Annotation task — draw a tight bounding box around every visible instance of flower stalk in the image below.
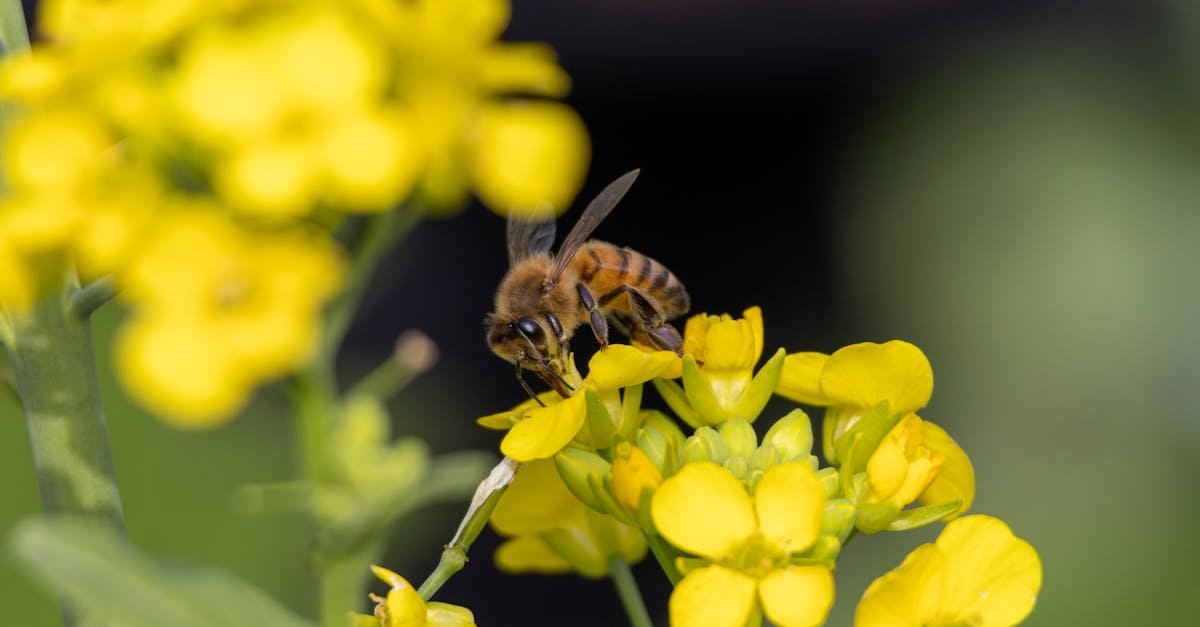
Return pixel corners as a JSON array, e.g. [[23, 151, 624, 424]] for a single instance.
[[608, 558, 654, 627]]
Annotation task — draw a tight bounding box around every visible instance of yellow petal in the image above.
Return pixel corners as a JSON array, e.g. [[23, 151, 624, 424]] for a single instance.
[[854, 544, 943, 626], [775, 352, 831, 406], [478, 43, 570, 97], [215, 139, 320, 219], [759, 565, 835, 627], [651, 461, 755, 560], [493, 535, 572, 575], [500, 391, 587, 461], [611, 443, 663, 512], [385, 578, 428, 627], [936, 516, 1042, 626], [424, 602, 476, 627], [585, 344, 676, 390], [669, 565, 758, 627], [681, 313, 712, 360], [754, 462, 824, 554], [821, 341, 932, 416], [115, 316, 250, 428], [414, 0, 510, 46], [321, 108, 426, 211], [866, 415, 943, 508], [470, 101, 589, 218], [702, 316, 758, 372], [917, 421, 975, 516], [490, 458, 582, 535]]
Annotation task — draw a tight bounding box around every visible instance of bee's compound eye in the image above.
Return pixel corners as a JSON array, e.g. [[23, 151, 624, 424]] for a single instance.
[[515, 317, 544, 342]]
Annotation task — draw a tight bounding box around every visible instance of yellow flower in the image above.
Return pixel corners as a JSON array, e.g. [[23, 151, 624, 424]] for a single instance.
[[385, 0, 589, 216], [855, 515, 1042, 626], [115, 209, 344, 426], [486, 345, 676, 461], [490, 458, 645, 578], [651, 461, 835, 627], [863, 414, 943, 509], [366, 565, 475, 627], [775, 341, 974, 515], [655, 307, 785, 427]]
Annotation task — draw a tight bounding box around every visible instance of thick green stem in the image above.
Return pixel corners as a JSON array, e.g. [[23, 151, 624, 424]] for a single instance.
[[318, 540, 381, 627], [8, 289, 124, 526], [645, 532, 683, 585], [609, 558, 654, 627]]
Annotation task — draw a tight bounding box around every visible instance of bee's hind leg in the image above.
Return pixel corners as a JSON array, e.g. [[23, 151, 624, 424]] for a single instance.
[[609, 287, 684, 355]]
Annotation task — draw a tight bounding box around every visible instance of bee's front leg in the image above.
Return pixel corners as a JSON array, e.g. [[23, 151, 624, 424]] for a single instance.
[[576, 283, 610, 349]]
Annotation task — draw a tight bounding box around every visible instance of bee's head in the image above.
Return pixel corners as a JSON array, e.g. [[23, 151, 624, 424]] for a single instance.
[[485, 314, 560, 367]]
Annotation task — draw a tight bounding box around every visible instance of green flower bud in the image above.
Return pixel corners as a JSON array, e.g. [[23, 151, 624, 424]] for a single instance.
[[805, 534, 842, 564], [821, 498, 856, 544], [554, 447, 612, 514], [748, 443, 780, 472], [691, 426, 728, 463], [763, 408, 814, 461], [719, 417, 757, 459], [722, 455, 749, 482], [815, 467, 840, 499], [855, 501, 901, 534]]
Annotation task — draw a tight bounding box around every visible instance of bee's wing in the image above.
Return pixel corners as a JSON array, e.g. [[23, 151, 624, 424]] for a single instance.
[[507, 216, 557, 266], [547, 169, 640, 283]]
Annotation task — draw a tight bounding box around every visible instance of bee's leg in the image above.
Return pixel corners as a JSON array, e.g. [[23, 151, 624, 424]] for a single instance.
[[611, 286, 684, 354], [515, 361, 547, 406], [576, 283, 610, 349]]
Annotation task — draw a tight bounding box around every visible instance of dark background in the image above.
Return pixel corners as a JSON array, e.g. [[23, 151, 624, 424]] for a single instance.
[[4, 0, 1200, 625]]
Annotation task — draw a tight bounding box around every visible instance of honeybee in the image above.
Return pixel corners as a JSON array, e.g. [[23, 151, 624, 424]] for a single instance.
[[485, 169, 691, 399]]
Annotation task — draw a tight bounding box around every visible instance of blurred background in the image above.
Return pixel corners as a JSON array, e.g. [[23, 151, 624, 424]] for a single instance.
[[4, 0, 1200, 624]]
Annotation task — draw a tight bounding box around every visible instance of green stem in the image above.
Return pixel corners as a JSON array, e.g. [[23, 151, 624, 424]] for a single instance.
[[68, 277, 117, 319], [645, 533, 683, 585], [318, 540, 381, 627], [325, 208, 420, 357], [609, 558, 654, 627], [417, 457, 519, 600], [8, 288, 124, 526]]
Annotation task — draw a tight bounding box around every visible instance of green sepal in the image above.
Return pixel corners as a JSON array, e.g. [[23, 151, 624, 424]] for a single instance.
[[554, 447, 613, 514], [833, 401, 899, 476], [821, 498, 857, 544], [854, 501, 902, 534], [593, 473, 633, 523], [815, 467, 840, 499], [636, 425, 671, 475], [681, 354, 727, 424], [722, 456, 749, 482], [746, 468, 765, 492], [617, 383, 644, 441], [886, 499, 964, 532], [731, 348, 786, 422], [719, 418, 757, 459], [838, 433, 865, 501], [584, 387, 616, 451], [763, 408, 814, 461], [652, 378, 703, 428], [821, 409, 838, 465], [635, 487, 656, 531], [675, 557, 708, 577]]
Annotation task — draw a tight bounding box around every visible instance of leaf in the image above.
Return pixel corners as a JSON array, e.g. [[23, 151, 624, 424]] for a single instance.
[[10, 516, 315, 627]]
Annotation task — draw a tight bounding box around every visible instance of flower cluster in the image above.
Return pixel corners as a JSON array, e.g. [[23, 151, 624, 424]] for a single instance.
[[468, 307, 1041, 626], [0, 0, 589, 426]]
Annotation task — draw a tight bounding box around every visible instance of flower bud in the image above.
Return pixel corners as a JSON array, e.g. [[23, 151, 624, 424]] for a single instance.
[[821, 498, 856, 543], [762, 408, 813, 461], [611, 441, 663, 513], [815, 467, 840, 499], [553, 447, 612, 514], [718, 418, 757, 459], [722, 455, 749, 482], [684, 426, 728, 465]]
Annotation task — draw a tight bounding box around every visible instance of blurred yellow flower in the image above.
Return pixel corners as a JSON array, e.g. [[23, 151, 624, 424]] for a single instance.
[[651, 461, 834, 627], [855, 515, 1042, 626], [115, 209, 343, 427], [490, 458, 645, 578], [366, 565, 476, 627]]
